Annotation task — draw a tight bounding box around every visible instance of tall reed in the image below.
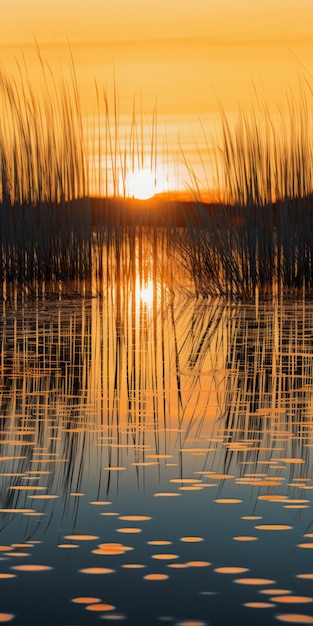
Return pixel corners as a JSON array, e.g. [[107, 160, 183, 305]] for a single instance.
[[3, 51, 313, 302], [0, 53, 169, 299], [180, 80, 313, 299], [0, 55, 93, 290]]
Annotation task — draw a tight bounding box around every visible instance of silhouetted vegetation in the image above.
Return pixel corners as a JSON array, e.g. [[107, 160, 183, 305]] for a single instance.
[[180, 84, 313, 298], [1, 56, 313, 300]]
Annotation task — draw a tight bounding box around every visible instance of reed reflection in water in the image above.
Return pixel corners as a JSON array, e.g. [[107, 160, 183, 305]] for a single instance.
[[1, 254, 313, 623]]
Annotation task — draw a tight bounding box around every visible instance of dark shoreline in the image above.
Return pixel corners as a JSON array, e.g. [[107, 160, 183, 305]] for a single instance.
[[89, 196, 204, 227], [88, 195, 313, 229]]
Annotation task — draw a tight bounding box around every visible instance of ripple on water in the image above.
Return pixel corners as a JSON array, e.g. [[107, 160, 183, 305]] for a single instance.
[[148, 541, 172, 546], [64, 534, 99, 541], [118, 516, 151, 521], [72, 597, 101, 604], [180, 537, 204, 543], [185, 561, 211, 567], [0, 547, 13, 552], [214, 499, 243, 504], [28, 494, 59, 499], [146, 454, 173, 459], [0, 509, 35, 514], [79, 567, 115, 575], [11, 565, 52, 572], [234, 578, 275, 585], [86, 603, 116, 611], [152, 554, 179, 560], [255, 525, 293, 531], [271, 596, 313, 604], [233, 536, 258, 542], [260, 589, 292, 595], [284, 505, 309, 509], [116, 528, 142, 534], [94, 543, 133, 555], [276, 615, 313, 623], [214, 567, 249, 574], [101, 512, 120, 516], [258, 495, 289, 502], [9, 485, 46, 491], [154, 493, 181, 497]]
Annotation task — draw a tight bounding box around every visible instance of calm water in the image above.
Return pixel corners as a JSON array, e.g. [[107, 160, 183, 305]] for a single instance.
[[1, 273, 313, 624]]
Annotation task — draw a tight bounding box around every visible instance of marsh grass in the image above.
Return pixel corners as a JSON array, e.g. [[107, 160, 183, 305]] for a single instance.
[[0, 55, 93, 294], [2, 53, 313, 300], [181, 81, 313, 299], [0, 53, 176, 301]]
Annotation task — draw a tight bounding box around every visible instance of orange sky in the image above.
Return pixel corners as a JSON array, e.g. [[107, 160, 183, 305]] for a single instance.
[[2, 1, 313, 196], [3, 1, 313, 45]]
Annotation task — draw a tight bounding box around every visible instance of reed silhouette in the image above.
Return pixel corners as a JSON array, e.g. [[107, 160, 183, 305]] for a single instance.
[[1, 55, 313, 300]]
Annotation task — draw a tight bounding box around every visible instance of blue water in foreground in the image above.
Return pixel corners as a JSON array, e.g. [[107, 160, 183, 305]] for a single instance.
[[0, 295, 313, 625]]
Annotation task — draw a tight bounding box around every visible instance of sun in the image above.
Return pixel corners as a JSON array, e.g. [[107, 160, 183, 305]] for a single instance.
[[126, 168, 156, 200], [135, 278, 154, 307], [140, 282, 154, 306]]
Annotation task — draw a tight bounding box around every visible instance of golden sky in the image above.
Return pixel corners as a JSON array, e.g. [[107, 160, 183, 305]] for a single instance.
[[2, 0, 313, 108], [2, 1, 313, 45], [1, 0, 313, 195]]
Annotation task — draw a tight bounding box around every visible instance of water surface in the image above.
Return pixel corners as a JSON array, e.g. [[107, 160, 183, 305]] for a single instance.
[[0, 284, 313, 625]]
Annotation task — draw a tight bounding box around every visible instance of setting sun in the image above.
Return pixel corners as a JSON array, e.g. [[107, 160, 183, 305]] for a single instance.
[[126, 168, 157, 200], [135, 277, 154, 307]]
